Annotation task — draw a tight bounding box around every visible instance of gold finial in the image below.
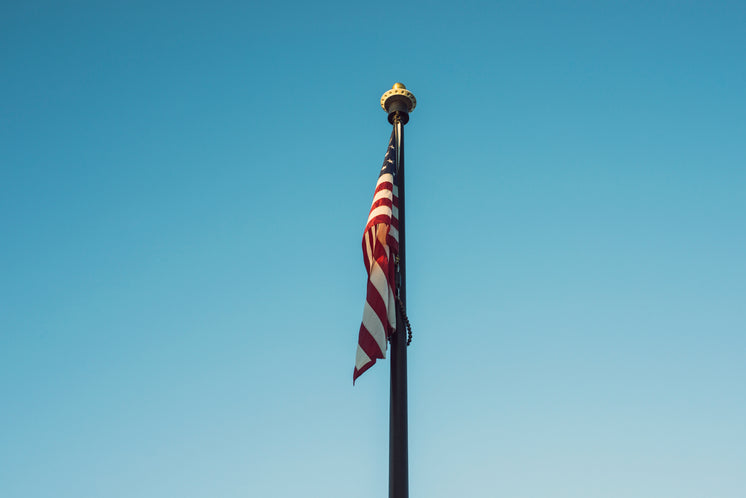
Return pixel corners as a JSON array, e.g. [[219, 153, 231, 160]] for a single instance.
[[381, 83, 416, 123]]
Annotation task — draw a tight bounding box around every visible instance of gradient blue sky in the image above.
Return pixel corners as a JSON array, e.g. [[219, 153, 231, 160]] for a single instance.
[[2, 1, 745, 497]]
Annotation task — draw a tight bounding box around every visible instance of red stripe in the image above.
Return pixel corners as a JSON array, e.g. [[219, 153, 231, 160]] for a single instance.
[[365, 216, 392, 233], [374, 181, 394, 194], [357, 324, 385, 361], [369, 196, 393, 212], [387, 237, 399, 254]]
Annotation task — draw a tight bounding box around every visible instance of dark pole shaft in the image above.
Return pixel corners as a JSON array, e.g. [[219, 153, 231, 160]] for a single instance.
[[380, 82, 415, 498], [389, 116, 408, 498]]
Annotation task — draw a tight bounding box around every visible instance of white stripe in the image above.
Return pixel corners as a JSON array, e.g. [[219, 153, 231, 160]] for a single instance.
[[361, 300, 388, 356], [372, 187, 393, 204], [388, 226, 399, 242], [363, 230, 374, 267], [368, 205, 392, 223], [355, 345, 371, 370], [368, 260, 390, 310]]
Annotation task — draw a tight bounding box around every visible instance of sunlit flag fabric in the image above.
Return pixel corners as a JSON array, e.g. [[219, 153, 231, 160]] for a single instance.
[[354, 132, 399, 383]]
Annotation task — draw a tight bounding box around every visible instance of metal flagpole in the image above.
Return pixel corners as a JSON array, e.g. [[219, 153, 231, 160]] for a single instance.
[[380, 83, 416, 498]]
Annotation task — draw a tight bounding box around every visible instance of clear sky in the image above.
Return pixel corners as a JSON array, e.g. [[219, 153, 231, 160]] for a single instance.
[[1, 1, 744, 497]]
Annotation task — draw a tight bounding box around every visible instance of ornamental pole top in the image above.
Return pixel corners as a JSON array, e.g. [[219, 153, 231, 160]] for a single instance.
[[381, 83, 416, 124]]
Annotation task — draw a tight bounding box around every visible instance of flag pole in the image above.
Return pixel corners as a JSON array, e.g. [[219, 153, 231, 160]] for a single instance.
[[380, 83, 416, 498]]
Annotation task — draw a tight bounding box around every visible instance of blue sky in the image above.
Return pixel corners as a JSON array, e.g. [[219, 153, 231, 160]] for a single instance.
[[2, 1, 745, 497]]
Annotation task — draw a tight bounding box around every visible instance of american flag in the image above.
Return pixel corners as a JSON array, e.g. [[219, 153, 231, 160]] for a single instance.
[[354, 132, 399, 383]]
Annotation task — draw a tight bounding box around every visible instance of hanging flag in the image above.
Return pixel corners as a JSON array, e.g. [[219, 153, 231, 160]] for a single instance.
[[354, 132, 399, 383]]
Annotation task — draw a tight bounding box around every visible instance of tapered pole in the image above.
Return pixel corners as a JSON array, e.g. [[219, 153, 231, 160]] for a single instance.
[[380, 83, 416, 498]]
